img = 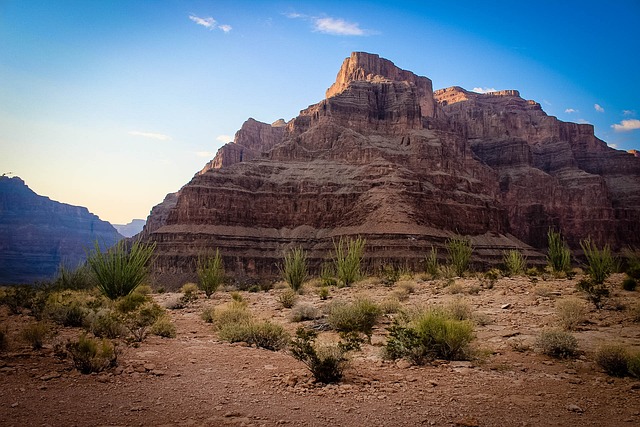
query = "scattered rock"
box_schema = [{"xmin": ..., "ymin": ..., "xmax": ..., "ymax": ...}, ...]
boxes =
[
  {"xmin": 501, "ymin": 304, "xmax": 512, "ymax": 310},
  {"xmin": 567, "ymin": 404, "xmax": 584, "ymax": 414},
  {"xmin": 39, "ymin": 372, "xmax": 61, "ymax": 381}
]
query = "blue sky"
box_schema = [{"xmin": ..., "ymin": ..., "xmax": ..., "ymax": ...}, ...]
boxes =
[{"xmin": 1, "ymin": 0, "xmax": 638, "ymax": 224}]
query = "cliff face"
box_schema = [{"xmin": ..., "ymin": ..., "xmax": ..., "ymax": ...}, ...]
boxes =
[
  {"xmin": 0, "ymin": 176, "xmax": 123, "ymax": 284},
  {"xmin": 141, "ymin": 52, "xmax": 640, "ymax": 285}
]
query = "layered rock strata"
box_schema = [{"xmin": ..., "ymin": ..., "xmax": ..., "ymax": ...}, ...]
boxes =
[{"xmin": 141, "ymin": 52, "xmax": 640, "ymax": 285}]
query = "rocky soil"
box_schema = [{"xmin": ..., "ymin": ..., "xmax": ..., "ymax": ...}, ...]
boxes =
[{"xmin": 1, "ymin": 274, "xmax": 640, "ymax": 427}]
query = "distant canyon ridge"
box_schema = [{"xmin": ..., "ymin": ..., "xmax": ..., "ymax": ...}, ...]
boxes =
[{"xmin": 139, "ymin": 52, "xmax": 640, "ymax": 286}]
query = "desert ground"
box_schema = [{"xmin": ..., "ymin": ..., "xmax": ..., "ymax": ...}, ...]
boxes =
[{"xmin": 1, "ymin": 273, "xmax": 639, "ymax": 427}]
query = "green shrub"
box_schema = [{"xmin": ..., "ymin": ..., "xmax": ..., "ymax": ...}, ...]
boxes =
[
  {"xmin": 180, "ymin": 283, "xmax": 199, "ymax": 304},
  {"xmin": 290, "ymin": 303, "xmax": 320, "ymax": 322},
  {"xmin": 0, "ymin": 285, "xmax": 36, "ymax": 314},
  {"xmin": 290, "ymin": 327, "xmax": 348, "ymax": 384},
  {"xmin": 197, "ymin": 249, "xmax": 225, "ymax": 298},
  {"xmin": 424, "ymin": 247, "xmax": 439, "ymax": 278},
  {"xmin": 623, "ymin": 248, "xmax": 640, "ymax": 279},
  {"xmin": 230, "ymin": 291, "xmax": 244, "ymax": 302},
  {"xmin": 379, "ymin": 297, "xmax": 402, "ymax": 314},
  {"xmin": 384, "ymin": 308, "xmax": 474, "ymax": 364},
  {"xmin": 318, "ymin": 286, "xmax": 329, "ymax": 300},
  {"xmin": 115, "ymin": 292, "xmax": 150, "ymax": 314},
  {"xmin": 246, "ymin": 321, "xmax": 289, "ymax": 351},
  {"xmin": 446, "ymin": 236, "xmax": 473, "ymax": 277},
  {"xmin": 445, "ymin": 298, "xmax": 473, "ymax": 321},
  {"xmin": 210, "ymin": 301, "xmax": 252, "ymax": 330},
  {"xmin": 555, "ymin": 297, "xmax": 587, "ymax": 330},
  {"xmin": 150, "ymin": 316, "xmax": 177, "ymax": 338},
  {"xmin": 327, "ymin": 298, "xmax": 381, "ymax": 341},
  {"xmin": 277, "ymin": 289, "xmax": 297, "ymax": 309},
  {"xmin": 622, "ymin": 276, "xmax": 637, "ymax": 291},
  {"xmin": 43, "ymin": 290, "xmax": 99, "ymax": 327},
  {"xmin": 576, "ymin": 278, "xmax": 609, "ymax": 309},
  {"xmin": 379, "ymin": 264, "xmax": 401, "ymax": 286},
  {"xmin": 21, "ymin": 322, "xmax": 50, "ymax": 350},
  {"xmin": 281, "ymin": 247, "xmax": 308, "ymax": 293},
  {"xmin": 134, "ymin": 284, "xmax": 153, "ymax": 295},
  {"xmin": 120, "ymin": 302, "xmax": 165, "ymax": 342},
  {"xmin": 87, "ymin": 309, "xmax": 125, "ymax": 338},
  {"xmin": 87, "ymin": 240, "xmax": 155, "ymax": 300},
  {"xmin": 201, "ymin": 306, "xmax": 215, "ymax": 323},
  {"xmin": 333, "ymin": 237, "xmax": 366, "ymax": 287},
  {"xmin": 581, "ymin": 238, "xmax": 613, "ymax": 285},
  {"xmin": 320, "ymin": 262, "xmax": 337, "ymax": 287},
  {"xmin": 536, "ymin": 329, "xmax": 579, "ymax": 358},
  {"xmin": 66, "ymin": 334, "xmax": 118, "ymax": 374},
  {"xmin": 502, "ymin": 250, "xmax": 527, "ymax": 276},
  {"xmin": 595, "ymin": 344, "xmax": 629, "ymax": 377},
  {"xmin": 547, "ymin": 229, "xmax": 571, "ymax": 274}
]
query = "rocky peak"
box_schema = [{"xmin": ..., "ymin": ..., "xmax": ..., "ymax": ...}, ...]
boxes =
[{"xmin": 326, "ymin": 52, "xmax": 437, "ymax": 118}]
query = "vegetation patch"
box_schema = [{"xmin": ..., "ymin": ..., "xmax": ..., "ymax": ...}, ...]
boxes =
[
  {"xmin": 446, "ymin": 236, "xmax": 473, "ymax": 277},
  {"xmin": 536, "ymin": 329, "xmax": 579, "ymax": 358},
  {"xmin": 290, "ymin": 327, "xmax": 349, "ymax": 384},
  {"xmin": 503, "ymin": 249, "xmax": 527, "ymax": 276},
  {"xmin": 327, "ymin": 298, "xmax": 381, "ymax": 341},
  {"xmin": 546, "ymin": 229, "xmax": 571, "ymax": 274},
  {"xmin": 555, "ymin": 297, "xmax": 587, "ymax": 330},
  {"xmin": 281, "ymin": 247, "xmax": 308, "ymax": 293},
  {"xmin": 333, "ymin": 237, "xmax": 366, "ymax": 287},
  {"xmin": 66, "ymin": 334, "xmax": 118, "ymax": 374},
  {"xmin": 197, "ymin": 249, "xmax": 225, "ymax": 297}
]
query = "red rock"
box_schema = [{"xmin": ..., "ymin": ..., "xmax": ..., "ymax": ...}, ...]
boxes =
[{"xmin": 140, "ymin": 52, "xmax": 640, "ymax": 286}]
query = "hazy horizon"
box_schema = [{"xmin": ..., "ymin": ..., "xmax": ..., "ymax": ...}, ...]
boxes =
[{"xmin": 1, "ymin": 0, "xmax": 638, "ymax": 224}]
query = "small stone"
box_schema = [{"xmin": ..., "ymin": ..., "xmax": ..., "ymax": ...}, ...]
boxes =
[
  {"xmin": 40, "ymin": 372, "xmax": 62, "ymax": 381},
  {"xmin": 501, "ymin": 303, "xmax": 511, "ymax": 309},
  {"xmin": 396, "ymin": 359, "xmax": 412, "ymax": 369},
  {"xmin": 11, "ymin": 402, "xmax": 18, "ymax": 408},
  {"xmin": 567, "ymin": 404, "xmax": 584, "ymax": 413}
]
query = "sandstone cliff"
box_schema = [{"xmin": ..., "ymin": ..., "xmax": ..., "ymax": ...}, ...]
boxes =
[
  {"xmin": 141, "ymin": 52, "xmax": 640, "ymax": 285},
  {"xmin": 0, "ymin": 176, "xmax": 123, "ymax": 284}
]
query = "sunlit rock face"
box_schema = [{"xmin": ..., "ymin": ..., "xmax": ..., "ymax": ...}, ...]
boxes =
[
  {"xmin": 140, "ymin": 52, "xmax": 640, "ymax": 285},
  {"xmin": 0, "ymin": 176, "xmax": 122, "ymax": 284}
]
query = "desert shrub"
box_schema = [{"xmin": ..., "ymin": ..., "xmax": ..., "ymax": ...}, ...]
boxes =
[
  {"xmin": 211, "ymin": 301, "xmax": 252, "ymax": 330},
  {"xmin": 180, "ymin": 283, "xmax": 199, "ymax": 304},
  {"xmin": 290, "ymin": 303, "xmax": 320, "ymax": 322},
  {"xmin": 54, "ymin": 264, "xmax": 95, "ymax": 290},
  {"xmin": 446, "ymin": 236, "xmax": 473, "ymax": 277},
  {"xmin": 622, "ymin": 276, "xmax": 637, "ymax": 291},
  {"xmin": 556, "ymin": 297, "xmax": 587, "ymax": 330},
  {"xmin": 628, "ymin": 352, "xmax": 640, "ymax": 378},
  {"xmin": 134, "ymin": 284, "xmax": 153, "ymax": 295},
  {"xmin": 318, "ymin": 286, "xmax": 329, "ymax": 300},
  {"xmin": 21, "ymin": 322, "xmax": 50, "ymax": 350},
  {"xmin": 526, "ymin": 267, "xmax": 540, "ymax": 277},
  {"xmin": 595, "ymin": 344, "xmax": 629, "ymax": 377},
  {"xmin": 230, "ymin": 291, "xmax": 244, "ymax": 302},
  {"xmin": 277, "ymin": 289, "xmax": 298, "ymax": 309},
  {"xmin": 246, "ymin": 321, "xmax": 289, "ymax": 350},
  {"xmin": 333, "ymin": 237, "xmax": 366, "ymax": 287},
  {"xmin": 633, "ymin": 305, "xmax": 640, "ymax": 323},
  {"xmin": 502, "ymin": 250, "xmax": 527, "ymax": 276},
  {"xmin": 150, "ymin": 316, "xmax": 177, "ymax": 338},
  {"xmin": 281, "ymin": 247, "xmax": 308, "ymax": 293},
  {"xmin": 623, "ymin": 248, "xmax": 640, "ymax": 279},
  {"xmin": 43, "ymin": 290, "xmax": 100, "ymax": 327},
  {"xmin": 397, "ymin": 281, "xmax": 415, "ymax": 294},
  {"xmin": 66, "ymin": 334, "xmax": 118, "ymax": 374},
  {"xmin": 197, "ymin": 249, "xmax": 225, "ymax": 298},
  {"xmin": 115, "ymin": 292, "xmax": 150, "ymax": 314},
  {"xmin": 320, "ymin": 262, "xmax": 337, "ymax": 287},
  {"xmin": 163, "ymin": 295, "xmax": 185, "ymax": 310},
  {"xmin": 380, "ymin": 297, "xmax": 402, "ymax": 314},
  {"xmin": 0, "ymin": 285, "xmax": 36, "ymax": 314},
  {"xmin": 379, "ymin": 264, "xmax": 401, "ymax": 286},
  {"xmin": 536, "ymin": 329, "xmax": 579, "ymax": 358},
  {"xmin": 120, "ymin": 302, "xmax": 165, "ymax": 342},
  {"xmin": 201, "ymin": 306, "xmax": 215, "ymax": 323},
  {"xmin": 445, "ymin": 298, "xmax": 473, "ymax": 321},
  {"xmin": 327, "ymin": 298, "xmax": 381, "ymax": 341},
  {"xmin": 445, "ymin": 281, "xmax": 464, "ymax": 295},
  {"xmin": 576, "ymin": 278, "xmax": 609, "ymax": 309},
  {"xmin": 424, "ymin": 247, "xmax": 439, "ymax": 278},
  {"xmin": 87, "ymin": 240, "xmax": 155, "ymax": 300},
  {"xmin": 384, "ymin": 308, "xmax": 474, "ymax": 364},
  {"xmin": 581, "ymin": 238, "xmax": 613, "ymax": 285},
  {"xmin": 290, "ymin": 327, "xmax": 348, "ymax": 384},
  {"xmin": 87, "ymin": 309, "xmax": 125, "ymax": 338},
  {"xmin": 546, "ymin": 229, "xmax": 571, "ymax": 274}
]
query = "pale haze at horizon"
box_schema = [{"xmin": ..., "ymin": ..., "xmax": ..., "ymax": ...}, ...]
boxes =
[{"xmin": 1, "ymin": 1, "xmax": 638, "ymax": 225}]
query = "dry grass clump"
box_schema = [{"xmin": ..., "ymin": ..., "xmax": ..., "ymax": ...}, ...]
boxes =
[
  {"xmin": 327, "ymin": 298, "xmax": 381, "ymax": 341},
  {"xmin": 595, "ymin": 344, "xmax": 630, "ymax": 377},
  {"xmin": 21, "ymin": 321, "xmax": 51, "ymax": 350},
  {"xmin": 536, "ymin": 329, "xmax": 579, "ymax": 358},
  {"xmin": 66, "ymin": 334, "xmax": 118, "ymax": 374},
  {"xmin": 277, "ymin": 289, "xmax": 298, "ymax": 309},
  {"xmin": 555, "ymin": 297, "xmax": 587, "ymax": 330},
  {"xmin": 379, "ymin": 297, "xmax": 402, "ymax": 314},
  {"xmin": 290, "ymin": 303, "xmax": 320, "ymax": 322},
  {"xmin": 150, "ymin": 316, "xmax": 177, "ymax": 338}
]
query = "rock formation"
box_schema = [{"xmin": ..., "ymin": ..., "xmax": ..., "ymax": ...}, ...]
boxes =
[
  {"xmin": 113, "ymin": 219, "xmax": 146, "ymax": 238},
  {"xmin": 140, "ymin": 52, "xmax": 640, "ymax": 286},
  {"xmin": 0, "ymin": 176, "xmax": 123, "ymax": 284}
]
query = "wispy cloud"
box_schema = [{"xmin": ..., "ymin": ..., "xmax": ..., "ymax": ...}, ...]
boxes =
[
  {"xmin": 471, "ymin": 87, "xmax": 496, "ymax": 94},
  {"xmin": 128, "ymin": 131, "xmax": 172, "ymax": 141},
  {"xmin": 577, "ymin": 119, "xmax": 591, "ymax": 125},
  {"xmin": 189, "ymin": 14, "xmax": 231, "ymax": 32},
  {"xmin": 623, "ymin": 109, "xmax": 636, "ymax": 116},
  {"xmin": 286, "ymin": 12, "xmax": 371, "ymax": 36},
  {"xmin": 611, "ymin": 119, "xmax": 640, "ymax": 132},
  {"xmin": 594, "ymin": 103, "xmax": 605, "ymax": 113},
  {"xmin": 564, "ymin": 108, "xmax": 577, "ymax": 113},
  {"xmin": 216, "ymin": 135, "xmax": 233, "ymax": 143}
]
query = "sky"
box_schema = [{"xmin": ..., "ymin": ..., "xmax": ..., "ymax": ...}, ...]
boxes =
[{"xmin": 1, "ymin": 0, "xmax": 639, "ymax": 225}]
